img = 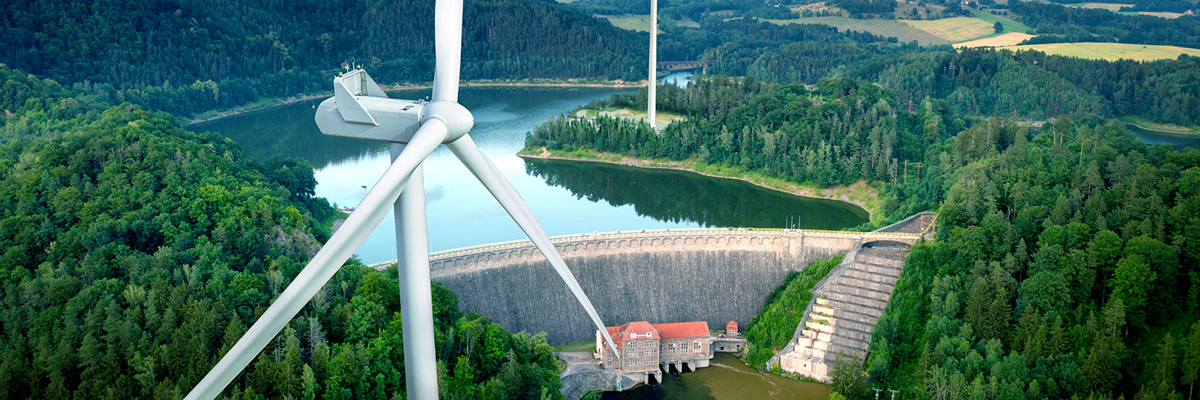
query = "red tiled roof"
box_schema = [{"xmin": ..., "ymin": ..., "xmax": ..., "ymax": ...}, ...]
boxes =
[
  {"xmin": 655, "ymin": 321, "xmax": 710, "ymax": 339},
  {"xmin": 726, "ymin": 321, "xmax": 738, "ymax": 331},
  {"xmin": 602, "ymin": 321, "xmax": 660, "ymax": 349},
  {"xmin": 600, "ymin": 321, "xmax": 710, "ymax": 350}
]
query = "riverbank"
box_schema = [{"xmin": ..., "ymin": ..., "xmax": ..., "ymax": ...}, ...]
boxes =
[
  {"xmin": 1119, "ymin": 117, "xmax": 1200, "ymax": 135},
  {"xmin": 184, "ymin": 79, "xmax": 642, "ymax": 125},
  {"xmin": 518, "ymin": 147, "xmax": 884, "ymax": 224}
]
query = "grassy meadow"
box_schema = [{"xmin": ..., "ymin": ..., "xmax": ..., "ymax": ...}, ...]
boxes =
[
  {"xmin": 764, "ymin": 16, "xmax": 949, "ymax": 45},
  {"xmin": 900, "ymin": 16, "xmax": 998, "ymax": 42},
  {"xmin": 998, "ymin": 42, "xmax": 1200, "ymax": 61},
  {"xmin": 954, "ymin": 32, "xmax": 1035, "ymax": 47},
  {"xmin": 1066, "ymin": 2, "xmax": 1132, "ymax": 11},
  {"xmin": 597, "ymin": 14, "xmax": 699, "ymax": 31}
]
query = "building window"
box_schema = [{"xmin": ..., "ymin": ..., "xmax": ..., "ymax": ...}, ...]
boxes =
[
  {"xmin": 629, "ymin": 341, "xmax": 637, "ymax": 348},
  {"xmin": 668, "ymin": 343, "xmax": 675, "ymax": 354},
  {"xmin": 643, "ymin": 351, "xmax": 652, "ymax": 357},
  {"xmin": 627, "ymin": 360, "xmax": 636, "ymax": 367},
  {"xmin": 694, "ymin": 341, "xmax": 701, "ymax": 353},
  {"xmin": 625, "ymin": 350, "xmax": 635, "ymax": 358},
  {"xmin": 643, "ymin": 360, "xmax": 652, "ymax": 366},
  {"xmin": 681, "ymin": 344, "xmax": 688, "ymax": 354}
]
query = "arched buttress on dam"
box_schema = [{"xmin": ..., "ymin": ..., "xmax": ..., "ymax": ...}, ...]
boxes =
[{"xmin": 425, "ymin": 228, "xmax": 923, "ymax": 345}]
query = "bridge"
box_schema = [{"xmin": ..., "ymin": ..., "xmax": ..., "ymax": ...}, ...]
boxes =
[
  {"xmin": 656, "ymin": 60, "xmax": 713, "ymax": 77},
  {"xmin": 364, "ymin": 213, "xmax": 934, "ymax": 347}
]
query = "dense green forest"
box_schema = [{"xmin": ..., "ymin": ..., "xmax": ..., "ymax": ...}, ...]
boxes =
[
  {"xmin": 0, "ymin": 0, "xmax": 647, "ymax": 118},
  {"xmin": 528, "ymin": 76, "xmax": 962, "ymax": 188},
  {"xmin": 6, "ymin": 0, "xmax": 1200, "ymax": 129},
  {"xmin": 744, "ymin": 256, "xmax": 843, "ymax": 369},
  {"xmin": 1008, "ymin": 2, "xmax": 1200, "ymax": 48},
  {"xmin": 866, "ymin": 115, "xmax": 1200, "ymax": 400},
  {"xmin": 525, "ymin": 75, "xmax": 1200, "ymax": 399},
  {"xmin": 0, "ymin": 66, "xmax": 563, "ymax": 399}
]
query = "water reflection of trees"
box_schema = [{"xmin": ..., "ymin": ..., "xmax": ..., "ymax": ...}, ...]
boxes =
[
  {"xmin": 523, "ymin": 158, "xmax": 868, "ymax": 231},
  {"xmin": 192, "ymin": 98, "xmax": 387, "ymax": 168}
]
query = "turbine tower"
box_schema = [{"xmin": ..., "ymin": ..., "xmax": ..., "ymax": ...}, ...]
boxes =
[
  {"xmin": 648, "ymin": 0, "xmax": 657, "ymax": 128},
  {"xmin": 182, "ymin": 0, "xmax": 622, "ymax": 398}
]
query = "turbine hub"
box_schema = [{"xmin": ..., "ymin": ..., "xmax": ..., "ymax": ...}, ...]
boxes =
[{"xmin": 423, "ymin": 101, "xmax": 474, "ymax": 143}]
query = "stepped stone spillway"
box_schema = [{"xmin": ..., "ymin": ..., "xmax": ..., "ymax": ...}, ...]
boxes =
[{"xmin": 778, "ymin": 212, "xmax": 935, "ymax": 382}]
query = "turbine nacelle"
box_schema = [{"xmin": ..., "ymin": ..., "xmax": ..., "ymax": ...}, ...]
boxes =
[{"xmin": 315, "ymin": 69, "xmax": 473, "ymax": 144}]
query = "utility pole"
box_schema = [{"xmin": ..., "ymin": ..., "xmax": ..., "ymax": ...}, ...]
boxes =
[
  {"xmin": 890, "ymin": 389, "xmax": 900, "ymax": 400},
  {"xmin": 904, "ymin": 160, "xmax": 908, "ymax": 184},
  {"xmin": 916, "ymin": 162, "xmax": 923, "ymax": 180},
  {"xmin": 874, "ymin": 388, "xmax": 884, "ymax": 400}
]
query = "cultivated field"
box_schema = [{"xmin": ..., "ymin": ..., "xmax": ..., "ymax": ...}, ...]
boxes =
[
  {"xmin": 997, "ymin": 42, "xmax": 1200, "ymax": 61},
  {"xmin": 1067, "ymin": 2, "xmax": 1132, "ymax": 11},
  {"xmin": 766, "ymin": 17, "xmax": 950, "ymax": 45},
  {"xmin": 1137, "ymin": 11, "xmax": 1185, "ymax": 18},
  {"xmin": 900, "ymin": 16, "xmax": 997, "ymax": 42},
  {"xmin": 595, "ymin": 15, "xmax": 700, "ymax": 31},
  {"xmin": 971, "ymin": 11, "xmax": 1031, "ymax": 33},
  {"xmin": 955, "ymin": 32, "xmax": 1036, "ymax": 47}
]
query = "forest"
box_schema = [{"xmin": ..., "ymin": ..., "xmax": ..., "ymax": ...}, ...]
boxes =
[
  {"xmin": 6, "ymin": 0, "xmax": 1200, "ymax": 130},
  {"xmin": 5, "ymin": 0, "xmax": 1200, "ymax": 398},
  {"xmin": 1007, "ymin": 2, "xmax": 1200, "ymax": 48},
  {"xmin": 0, "ymin": 0, "xmax": 647, "ymax": 118},
  {"xmin": 527, "ymin": 76, "xmax": 962, "ymax": 188},
  {"xmin": 866, "ymin": 115, "xmax": 1200, "ymax": 400},
  {"xmin": 0, "ymin": 66, "xmax": 563, "ymax": 399},
  {"xmin": 744, "ymin": 256, "xmax": 843, "ymax": 370},
  {"xmin": 525, "ymin": 75, "xmax": 1200, "ymax": 399}
]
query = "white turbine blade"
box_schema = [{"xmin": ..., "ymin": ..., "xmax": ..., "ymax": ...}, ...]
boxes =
[
  {"xmin": 184, "ymin": 121, "xmax": 449, "ymax": 400},
  {"xmin": 445, "ymin": 135, "xmax": 622, "ymax": 359},
  {"xmin": 433, "ymin": 0, "xmax": 463, "ymax": 103}
]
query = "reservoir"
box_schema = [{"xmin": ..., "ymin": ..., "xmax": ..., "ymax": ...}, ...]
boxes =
[
  {"xmin": 1125, "ymin": 123, "xmax": 1200, "ymax": 151},
  {"xmin": 192, "ymin": 86, "xmax": 870, "ymax": 264}
]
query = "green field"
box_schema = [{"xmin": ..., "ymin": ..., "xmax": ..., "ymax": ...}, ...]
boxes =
[
  {"xmin": 1066, "ymin": 2, "xmax": 1132, "ymax": 11},
  {"xmin": 972, "ymin": 11, "xmax": 1031, "ymax": 33},
  {"xmin": 1137, "ymin": 11, "xmax": 1185, "ymax": 18},
  {"xmin": 551, "ymin": 340, "xmax": 597, "ymax": 352},
  {"xmin": 597, "ymin": 14, "xmax": 699, "ymax": 32},
  {"xmin": 765, "ymin": 16, "xmax": 949, "ymax": 45},
  {"xmin": 901, "ymin": 16, "xmax": 998, "ymax": 43},
  {"xmin": 998, "ymin": 42, "xmax": 1200, "ymax": 61}
]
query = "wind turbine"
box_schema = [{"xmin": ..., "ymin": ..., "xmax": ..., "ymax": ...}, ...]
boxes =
[
  {"xmin": 648, "ymin": 0, "xmax": 658, "ymax": 129},
  {"xmin": 183, "ymin": 0, "xmax": 622, "ymax": 398}
]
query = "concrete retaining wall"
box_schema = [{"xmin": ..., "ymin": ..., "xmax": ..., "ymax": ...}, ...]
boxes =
[{"xmin": 427, "ymin": 229, "xmax": 918, "ymax": 345}]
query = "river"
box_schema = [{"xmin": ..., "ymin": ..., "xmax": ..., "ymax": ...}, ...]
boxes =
[
  {"xmin": 191, "ymin": 83, "xmax": 869, "ymax": 264},
  {"xmin": 603, "ymin": 353, "xmax": 830, "ymax": 400}
]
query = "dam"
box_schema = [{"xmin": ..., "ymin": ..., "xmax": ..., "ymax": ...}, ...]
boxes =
[{"xmin": 414, "ymin": 224, "xmax": 927, "ymax": 345}]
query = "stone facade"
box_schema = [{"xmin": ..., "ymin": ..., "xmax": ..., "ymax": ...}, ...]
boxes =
[{"xmin": 596, "ymin": 321, "xmax": 713, "ymax": 384}]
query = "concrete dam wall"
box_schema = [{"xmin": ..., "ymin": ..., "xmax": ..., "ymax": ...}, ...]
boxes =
[{"xmin": 428, "ymin": 229, "xmax": 914, "ymax": 345}]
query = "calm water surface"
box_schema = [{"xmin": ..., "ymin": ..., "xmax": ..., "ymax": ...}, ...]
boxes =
[
  {"xmin": 604, "ymin": 353, "xmax": 830, "ymax": 400},
  {"xmin": 1126, "ymin": 123, "xmax": 1200, "ymax": 151},
  {"xmin": 192, "ymin": 86, "xmax": 869, "ymax": 264}
]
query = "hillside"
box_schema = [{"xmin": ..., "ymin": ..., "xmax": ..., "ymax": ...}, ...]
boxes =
[
  {"xmin": 0, "ymin": 65, "xmax": 564, "ymax": 399},
  {"xmin": 0, "ymin": 0, "xmax": 647, "ymax": 118}
]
